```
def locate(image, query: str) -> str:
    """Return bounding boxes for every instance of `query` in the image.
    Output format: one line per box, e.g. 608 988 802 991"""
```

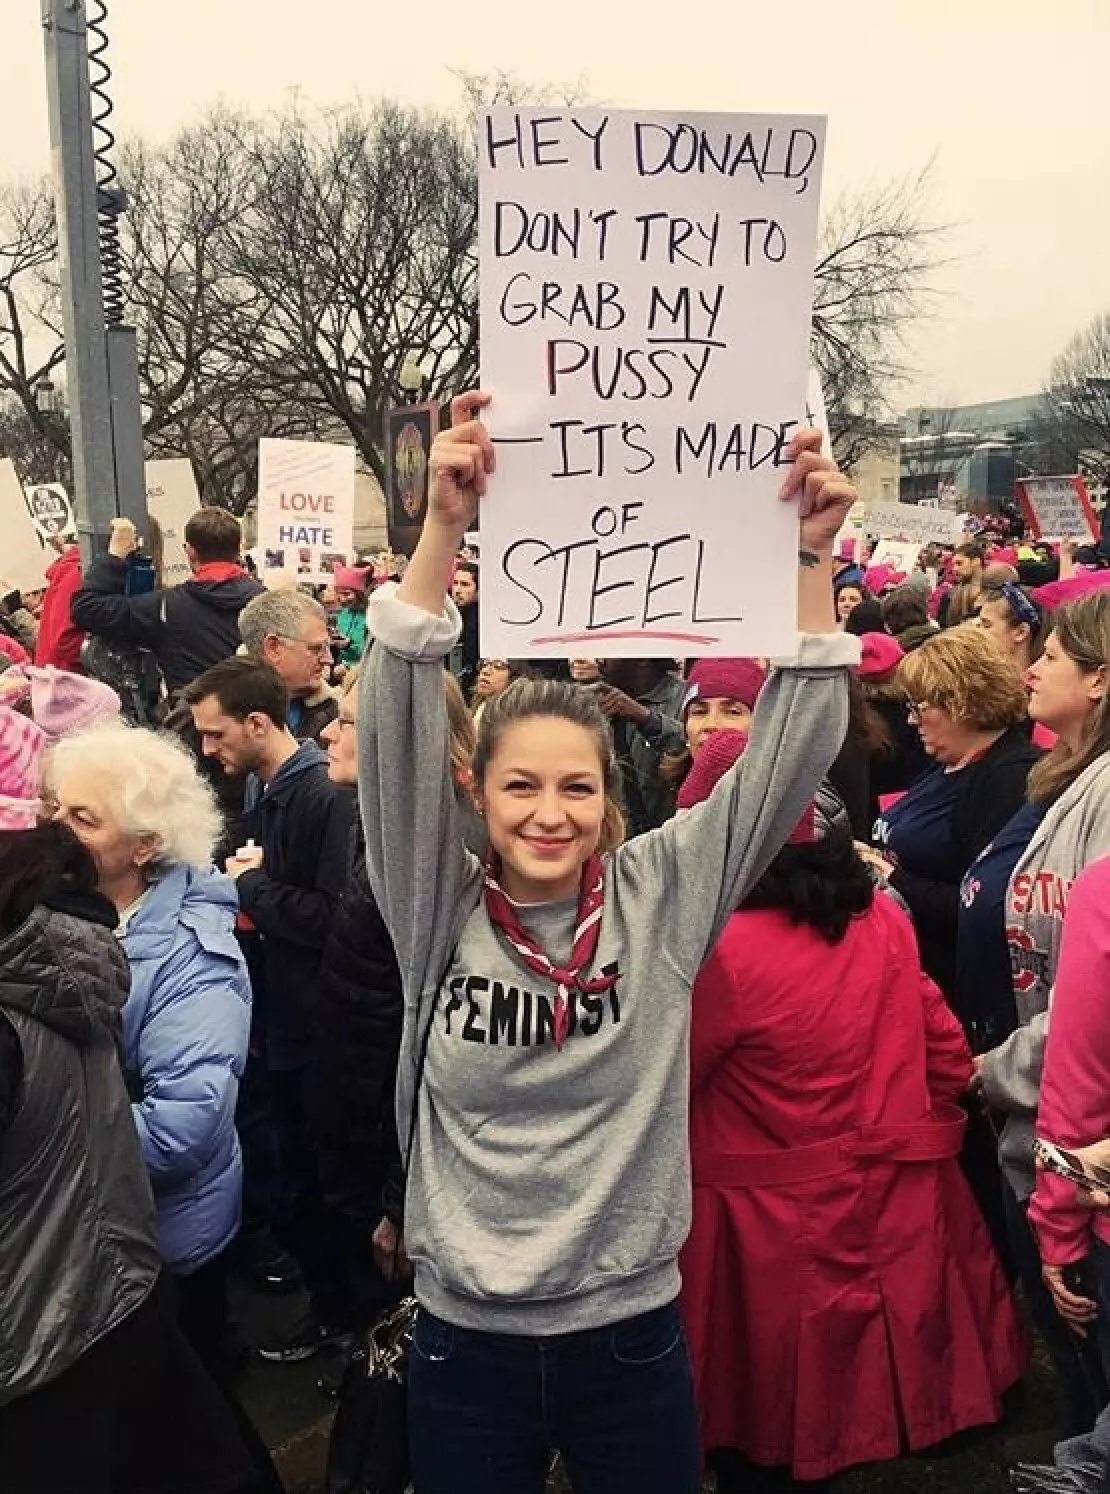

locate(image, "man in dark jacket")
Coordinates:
312 821 406 1332
185 657 354 1361
597 659 687 836
448 560 480 697
70 508 264 695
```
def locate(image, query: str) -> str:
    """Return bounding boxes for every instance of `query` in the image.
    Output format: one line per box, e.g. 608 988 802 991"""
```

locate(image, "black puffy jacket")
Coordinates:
71 554 264 694
310 826 405 1229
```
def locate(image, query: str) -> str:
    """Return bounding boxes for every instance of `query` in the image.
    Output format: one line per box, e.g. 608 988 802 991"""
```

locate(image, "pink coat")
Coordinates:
679 895 1026 1481
1029 858 1110 1265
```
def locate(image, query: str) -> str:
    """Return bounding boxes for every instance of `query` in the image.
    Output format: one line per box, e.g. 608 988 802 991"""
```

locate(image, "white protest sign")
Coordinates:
146 459 202 586
0 459 54 593
858 501 964 547
479 107 825 658
1016 476 1098 543
869 538 921 575
256 439 356 583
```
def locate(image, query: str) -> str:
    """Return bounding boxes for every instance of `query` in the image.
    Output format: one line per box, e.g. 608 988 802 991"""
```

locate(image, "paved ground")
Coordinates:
233 1278 1062 1493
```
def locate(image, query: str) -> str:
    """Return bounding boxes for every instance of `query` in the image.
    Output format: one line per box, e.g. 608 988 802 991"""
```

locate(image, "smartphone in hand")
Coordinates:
1035 1138 1110 1193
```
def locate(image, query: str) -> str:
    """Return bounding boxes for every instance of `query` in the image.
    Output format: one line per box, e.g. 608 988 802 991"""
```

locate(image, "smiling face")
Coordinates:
477 717 606 902
685 696 753 754
1026 631 1106 745
836 586 863 622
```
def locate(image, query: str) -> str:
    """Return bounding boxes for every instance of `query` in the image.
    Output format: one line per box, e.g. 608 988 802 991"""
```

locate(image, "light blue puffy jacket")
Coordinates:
121 863 251 1276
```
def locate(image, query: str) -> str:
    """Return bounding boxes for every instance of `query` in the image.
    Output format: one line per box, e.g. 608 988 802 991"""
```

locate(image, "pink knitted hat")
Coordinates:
332 564 370 593
682 657 768 718
857 632 905 681
23 665 121 744
0 704 46 831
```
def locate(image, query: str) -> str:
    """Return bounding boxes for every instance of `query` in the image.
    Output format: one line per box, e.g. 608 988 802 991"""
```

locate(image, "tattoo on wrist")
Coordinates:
798 548 821 569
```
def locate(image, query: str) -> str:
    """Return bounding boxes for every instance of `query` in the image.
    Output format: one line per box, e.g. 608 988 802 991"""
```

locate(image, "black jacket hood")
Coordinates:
0 906 129 1049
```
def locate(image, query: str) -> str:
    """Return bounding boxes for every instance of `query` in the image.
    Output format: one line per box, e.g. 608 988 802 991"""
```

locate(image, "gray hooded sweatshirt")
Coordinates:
982 751 1110 1199
358 589 858 1335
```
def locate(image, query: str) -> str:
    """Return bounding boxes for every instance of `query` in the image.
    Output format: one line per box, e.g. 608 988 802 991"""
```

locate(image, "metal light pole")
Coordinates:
40 0 147 563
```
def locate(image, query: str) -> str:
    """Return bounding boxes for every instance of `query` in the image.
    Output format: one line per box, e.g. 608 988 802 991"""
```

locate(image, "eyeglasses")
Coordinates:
278 635 333 658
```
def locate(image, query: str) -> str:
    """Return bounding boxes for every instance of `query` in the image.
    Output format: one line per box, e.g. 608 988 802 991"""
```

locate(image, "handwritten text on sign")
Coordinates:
478 108 826 658
1016 476 1099 542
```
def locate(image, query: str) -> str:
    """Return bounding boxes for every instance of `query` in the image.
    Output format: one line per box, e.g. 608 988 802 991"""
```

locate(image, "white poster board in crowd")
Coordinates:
859 501 965 547
869 538 921 575
146 459 202 586
1015 476 1099 543
0 459 61 593
255 440 356 583
478 107 826 658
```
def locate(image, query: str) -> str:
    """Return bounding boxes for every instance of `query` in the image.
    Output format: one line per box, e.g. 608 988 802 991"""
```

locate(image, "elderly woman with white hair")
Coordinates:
48 722 252 1384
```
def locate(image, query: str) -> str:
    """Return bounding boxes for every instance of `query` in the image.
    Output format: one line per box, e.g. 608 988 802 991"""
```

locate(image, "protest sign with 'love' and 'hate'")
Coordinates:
478 107 826 658
256 439 356 583
1016 475 1099 542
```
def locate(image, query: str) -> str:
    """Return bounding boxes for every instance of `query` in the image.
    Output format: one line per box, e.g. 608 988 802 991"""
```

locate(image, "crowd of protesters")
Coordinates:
3 407 1110 1494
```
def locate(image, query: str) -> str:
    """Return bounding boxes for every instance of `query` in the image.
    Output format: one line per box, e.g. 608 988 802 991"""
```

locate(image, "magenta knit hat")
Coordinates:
857 632 905 681
332 564 369 593
682 657 768 718
0 703 46 831
23 665 121 744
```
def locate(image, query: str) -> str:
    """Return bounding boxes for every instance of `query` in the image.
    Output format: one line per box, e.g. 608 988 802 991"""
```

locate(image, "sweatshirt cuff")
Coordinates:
367 583 462 662
770 633 861 671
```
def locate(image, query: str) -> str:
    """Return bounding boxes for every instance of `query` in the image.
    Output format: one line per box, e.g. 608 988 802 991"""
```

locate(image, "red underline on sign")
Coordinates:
529 629 722 647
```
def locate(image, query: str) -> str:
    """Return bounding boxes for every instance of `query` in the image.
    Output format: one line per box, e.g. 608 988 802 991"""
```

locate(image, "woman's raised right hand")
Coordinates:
427 391 496 534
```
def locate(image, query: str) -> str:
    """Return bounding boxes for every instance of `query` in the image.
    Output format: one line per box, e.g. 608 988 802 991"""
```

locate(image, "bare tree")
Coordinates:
0 186 67 464
116 117 324 511
811 168 948 471
214 103 480 488
1037 312 1110 485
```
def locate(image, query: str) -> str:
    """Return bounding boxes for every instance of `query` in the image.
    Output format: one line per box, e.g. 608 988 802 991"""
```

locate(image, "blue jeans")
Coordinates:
407 1300 701 1494
1054 1239 1110 1491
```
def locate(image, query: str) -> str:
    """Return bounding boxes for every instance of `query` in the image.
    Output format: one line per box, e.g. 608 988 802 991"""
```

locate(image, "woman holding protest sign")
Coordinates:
356 390 858 1494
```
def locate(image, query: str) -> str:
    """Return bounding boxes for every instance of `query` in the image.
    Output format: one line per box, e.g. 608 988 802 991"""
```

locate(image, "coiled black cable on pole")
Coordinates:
86 0 125 326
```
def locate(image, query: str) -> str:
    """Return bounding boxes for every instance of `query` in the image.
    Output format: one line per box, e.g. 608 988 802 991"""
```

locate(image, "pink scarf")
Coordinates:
482 855 618 1051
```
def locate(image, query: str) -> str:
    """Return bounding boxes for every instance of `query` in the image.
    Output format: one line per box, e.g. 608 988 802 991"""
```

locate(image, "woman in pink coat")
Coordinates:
677 732 1026 1488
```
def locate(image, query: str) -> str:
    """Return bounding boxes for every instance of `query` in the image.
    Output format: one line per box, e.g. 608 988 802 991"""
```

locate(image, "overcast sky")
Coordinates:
5 0 1106 409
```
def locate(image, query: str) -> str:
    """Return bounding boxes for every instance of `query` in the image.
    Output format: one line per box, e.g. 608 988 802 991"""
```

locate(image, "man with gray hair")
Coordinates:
238 590 339 744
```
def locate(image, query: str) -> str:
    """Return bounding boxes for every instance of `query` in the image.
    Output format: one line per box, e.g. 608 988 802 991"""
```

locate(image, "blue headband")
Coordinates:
999 582 1040 632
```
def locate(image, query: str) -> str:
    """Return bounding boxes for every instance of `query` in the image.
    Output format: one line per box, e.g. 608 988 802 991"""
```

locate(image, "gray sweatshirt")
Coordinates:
982 752 1110 1199
358 589 857 1335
